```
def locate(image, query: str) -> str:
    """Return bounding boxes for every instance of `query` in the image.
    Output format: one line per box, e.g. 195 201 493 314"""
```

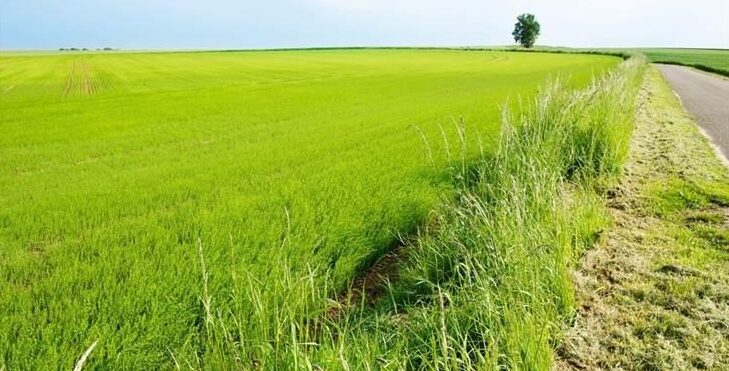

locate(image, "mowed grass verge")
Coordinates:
0 49 618 368
561 67 729 370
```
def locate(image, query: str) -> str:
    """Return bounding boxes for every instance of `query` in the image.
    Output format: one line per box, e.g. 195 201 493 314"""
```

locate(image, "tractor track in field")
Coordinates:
63 58 112 97
62 59 76 97
2 84 16 95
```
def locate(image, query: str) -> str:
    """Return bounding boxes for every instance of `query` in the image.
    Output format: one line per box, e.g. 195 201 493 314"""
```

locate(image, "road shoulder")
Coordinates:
557 66 729 369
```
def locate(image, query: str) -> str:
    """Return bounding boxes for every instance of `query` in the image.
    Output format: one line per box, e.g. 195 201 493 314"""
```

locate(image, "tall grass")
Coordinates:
183 57 646 369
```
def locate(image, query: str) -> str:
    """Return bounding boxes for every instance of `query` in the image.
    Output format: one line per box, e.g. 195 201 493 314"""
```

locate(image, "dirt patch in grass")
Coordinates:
556 67 729 370
328 242 409 319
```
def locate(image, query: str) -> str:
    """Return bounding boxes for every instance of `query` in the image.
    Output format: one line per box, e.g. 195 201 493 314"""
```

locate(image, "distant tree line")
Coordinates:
59 47 117 51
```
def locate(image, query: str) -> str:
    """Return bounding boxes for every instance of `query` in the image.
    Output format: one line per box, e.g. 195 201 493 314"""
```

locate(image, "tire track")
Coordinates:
63 59 77 97
1 84 16 95
62 58 112 97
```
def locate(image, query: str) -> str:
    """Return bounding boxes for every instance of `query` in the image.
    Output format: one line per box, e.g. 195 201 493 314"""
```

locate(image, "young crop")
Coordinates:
0 50 621 369
178 57 646 369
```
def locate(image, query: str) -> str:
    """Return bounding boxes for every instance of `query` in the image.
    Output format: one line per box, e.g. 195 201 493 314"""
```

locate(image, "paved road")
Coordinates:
657 64 729 161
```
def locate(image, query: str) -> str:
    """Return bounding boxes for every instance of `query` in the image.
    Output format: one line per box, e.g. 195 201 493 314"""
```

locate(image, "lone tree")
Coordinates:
512 13 540 48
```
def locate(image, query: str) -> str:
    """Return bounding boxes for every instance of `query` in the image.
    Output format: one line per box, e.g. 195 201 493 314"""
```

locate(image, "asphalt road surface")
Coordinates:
657 64 729 162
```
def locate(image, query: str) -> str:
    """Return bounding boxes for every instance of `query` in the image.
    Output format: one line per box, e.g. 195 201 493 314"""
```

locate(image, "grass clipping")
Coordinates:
187 58 647 370
559 67 729 370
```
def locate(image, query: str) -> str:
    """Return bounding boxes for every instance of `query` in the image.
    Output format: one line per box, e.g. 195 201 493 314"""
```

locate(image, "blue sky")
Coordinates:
1 0 727 49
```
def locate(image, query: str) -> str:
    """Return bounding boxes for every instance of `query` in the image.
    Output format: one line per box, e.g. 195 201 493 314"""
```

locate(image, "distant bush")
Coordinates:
58 46 117 52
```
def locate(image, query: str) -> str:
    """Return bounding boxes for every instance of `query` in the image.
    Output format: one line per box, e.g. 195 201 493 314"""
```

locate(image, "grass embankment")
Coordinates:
188 58 646 369
559 67 729 369
636 48 729 77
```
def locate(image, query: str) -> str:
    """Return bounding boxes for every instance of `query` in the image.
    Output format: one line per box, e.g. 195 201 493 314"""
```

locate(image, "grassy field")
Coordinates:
0 49 620 368
491 46 728 76
632 48 729 76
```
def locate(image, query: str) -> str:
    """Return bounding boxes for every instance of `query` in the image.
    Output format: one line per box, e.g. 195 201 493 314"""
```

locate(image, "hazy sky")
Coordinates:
1 0 727 49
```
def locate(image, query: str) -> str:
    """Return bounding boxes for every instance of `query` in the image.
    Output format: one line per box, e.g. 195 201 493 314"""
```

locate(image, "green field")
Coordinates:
634 48 729 75
0 49 619 368
493 46 729 76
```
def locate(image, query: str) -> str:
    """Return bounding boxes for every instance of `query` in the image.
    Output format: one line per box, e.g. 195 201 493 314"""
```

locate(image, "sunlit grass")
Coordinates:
180 57 645 370
0 49 619 368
